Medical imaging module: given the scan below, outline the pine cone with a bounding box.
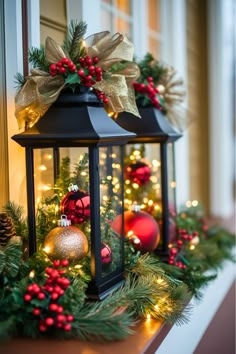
[0,213,16,246]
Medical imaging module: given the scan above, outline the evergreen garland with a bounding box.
[0,155,234,342]
[0,220,234,341]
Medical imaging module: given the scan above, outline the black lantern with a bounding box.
[12,89,136,299]
[116,107,182,258]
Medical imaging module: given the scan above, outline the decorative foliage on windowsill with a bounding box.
[133,53,187,131]
[15,21,140,130]
[0,198,234,341]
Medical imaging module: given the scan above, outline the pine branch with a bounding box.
[71,153,89,191]
[55,157,71,195]
[28,46,50,72]
[63,20,87,63]
[14,72,26,90]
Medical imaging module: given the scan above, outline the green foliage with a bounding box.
[137,53,166,84]
[14,72,26,89]
[110,60,133,73]
[0,243,27,287]
[71,153,89,191]
[28,45,50,72]
[62,20,87,63]
[2,201,28,240]
[55,156,71,195]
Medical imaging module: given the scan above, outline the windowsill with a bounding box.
[0,259,235,354]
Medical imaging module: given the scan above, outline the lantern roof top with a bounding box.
[116,107,182,143]
[12,91,136,148]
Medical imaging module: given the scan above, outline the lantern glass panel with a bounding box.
[33,148,55,202]
[167,143,177,217]
[124,142,162,222]
[99,146,123,277]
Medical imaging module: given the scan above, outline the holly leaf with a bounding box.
[110,61,132,73]
[31,297,48,307]
[65,72,81,85]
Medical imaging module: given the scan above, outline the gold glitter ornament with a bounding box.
[44,215,89,260]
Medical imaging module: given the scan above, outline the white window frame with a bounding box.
[208,0,235,218]
[4,0,40,207]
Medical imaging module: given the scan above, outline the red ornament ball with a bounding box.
[101,242,112,270]
[61,190,90,224]
[111,210,160,253]
[125,161,151,186]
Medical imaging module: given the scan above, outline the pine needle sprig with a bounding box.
[71,153,89,191]
[55,157,71,195]
[137,53,166,84]
[129,253,166,277]
[63,20,87,63]
[72,301,135,341]
[28,46,50,72]
[14,72,26,90]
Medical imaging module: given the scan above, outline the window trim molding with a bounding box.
[208,0,235,217]
[160,0,189,208]
[0,0,9,208]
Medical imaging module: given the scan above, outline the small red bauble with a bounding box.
[111,210,160,253]
[125,161,151,186]
[101,242,112,270]
[61,189,90,224]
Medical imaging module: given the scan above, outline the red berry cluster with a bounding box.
[133,77,161,109]
[168,246,186,269]
[50,58,76,76]
[24,259,74,333]
[77,55,102,86]
[49,55,109,104]
[168,229,199,268]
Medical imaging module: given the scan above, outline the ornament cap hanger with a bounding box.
[68,183,79,192]
[131,202,141,212]
[58,215,71,227]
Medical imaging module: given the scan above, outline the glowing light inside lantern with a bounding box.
[29,270,35,278]
[185,200,192,208]
[39,165,47,171]
[43,245,51,253]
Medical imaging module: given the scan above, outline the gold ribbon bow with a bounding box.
[15,31,140,130]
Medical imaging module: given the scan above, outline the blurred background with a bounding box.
[1,0,235,222]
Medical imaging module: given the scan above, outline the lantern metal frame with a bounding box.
[12,89,136,299]
[116,106,182,258]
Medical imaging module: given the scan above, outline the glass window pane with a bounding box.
[148,37,160,57]
[116,17,131,36]
[116,0,131,15]
[101,9,113,31]
[148,0,160,32]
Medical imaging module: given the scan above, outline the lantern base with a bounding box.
[86,276,125,300]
